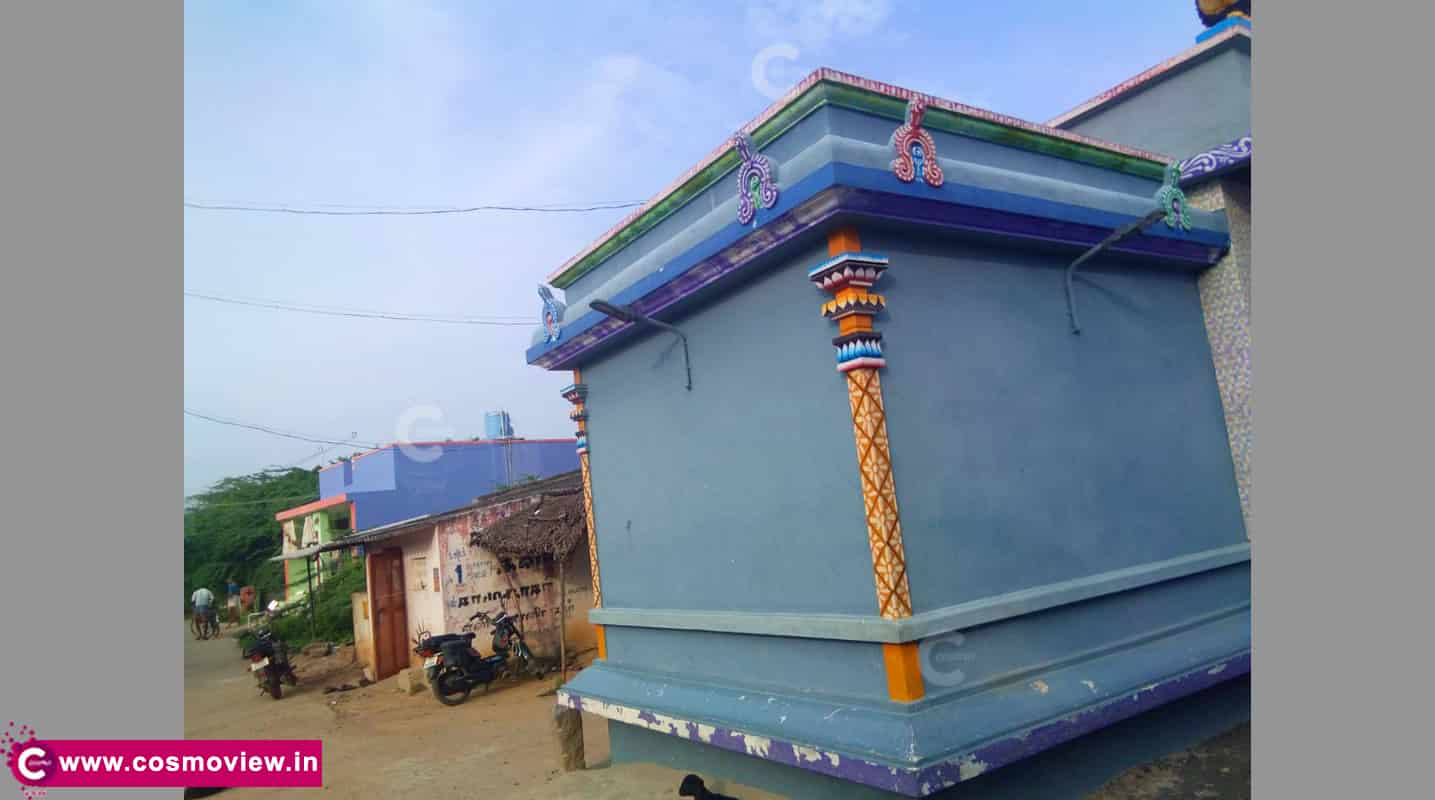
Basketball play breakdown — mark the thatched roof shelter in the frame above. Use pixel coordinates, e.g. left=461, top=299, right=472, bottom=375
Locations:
left=468, top=475, right=586, bottom=560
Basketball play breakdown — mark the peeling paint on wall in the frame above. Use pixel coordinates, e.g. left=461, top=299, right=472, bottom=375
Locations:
left=429, top=500, right=597, bottom=659
left=740, top=734, right=772, bottom=759
left=957, top=755, right=989, bottom=780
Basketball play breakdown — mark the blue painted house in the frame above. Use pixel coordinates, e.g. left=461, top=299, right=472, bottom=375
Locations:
left=523, top=11, right=1251, bottom=798
left=274, top=433, right=578, bottom=602
left=315, top=436, right=580, bottom=533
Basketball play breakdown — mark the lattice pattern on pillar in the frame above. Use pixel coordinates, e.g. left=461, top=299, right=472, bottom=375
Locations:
left=562, top=376, right=603, bottom=607
left=846, top=368, right=913, bottom=618
left=810, top=242, right=914, bottom=620
left=579, top=451, right=603, bottom=607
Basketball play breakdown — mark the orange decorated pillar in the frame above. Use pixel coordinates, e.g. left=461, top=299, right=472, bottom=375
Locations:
left=562, top=372, right=606, bottom=660
left=810, top=225, right=923, bottom=702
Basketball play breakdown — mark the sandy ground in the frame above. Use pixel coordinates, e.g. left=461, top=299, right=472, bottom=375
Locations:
left=1085, top=723, right=1250, bottom=800
left=183, top=622, right=611, bottom=799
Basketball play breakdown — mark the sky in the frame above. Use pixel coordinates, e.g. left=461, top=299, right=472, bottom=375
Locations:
left=183, top=0, right=1205, bottom=496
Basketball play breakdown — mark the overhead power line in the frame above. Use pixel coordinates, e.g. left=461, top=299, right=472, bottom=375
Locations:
left=185, top=493, right=320, bottom=508
left=184, top=409, right=383, bottom=449
left=183, top=199, right=644, bottom=216
left=271, top=442, right=349, bottom=470
left=184, top=292, right=536, bottom=326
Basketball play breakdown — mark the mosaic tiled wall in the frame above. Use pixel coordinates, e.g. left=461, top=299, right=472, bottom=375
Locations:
left=1188, top=177, right=1252, bottom=536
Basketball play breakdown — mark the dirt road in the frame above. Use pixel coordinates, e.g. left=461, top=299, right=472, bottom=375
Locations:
left=185, top=623, right=1247, bottom=799
left=183, top=623, right=610, bottom=799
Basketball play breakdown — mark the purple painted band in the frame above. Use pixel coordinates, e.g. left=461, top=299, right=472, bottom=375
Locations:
left=559, top=651, right=1249, bottom=797
left=1179, top=135, right=1251, bottom=185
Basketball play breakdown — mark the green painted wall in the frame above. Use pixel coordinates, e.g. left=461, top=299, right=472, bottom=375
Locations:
left=284, top=509, right=346, bottom=601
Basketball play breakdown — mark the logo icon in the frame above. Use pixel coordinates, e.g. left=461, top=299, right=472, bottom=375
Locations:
left=918, top=631, right=977, bottom=688
left=395, top=404, right=453, bottom=464
left=4, top=723, right=50, bottom=799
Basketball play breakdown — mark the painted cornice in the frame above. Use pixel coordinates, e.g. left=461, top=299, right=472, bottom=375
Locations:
left=1046, top=26, right=1252, bottom=130
left=526, top=162, right=1229, bottom=371
left=546, top=68, right=1172, bottom=290
left=1179, top=135, right=1252, bottom=186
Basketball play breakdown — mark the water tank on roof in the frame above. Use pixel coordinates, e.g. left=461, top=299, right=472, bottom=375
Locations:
left=484, top=410, right=514, bottom=440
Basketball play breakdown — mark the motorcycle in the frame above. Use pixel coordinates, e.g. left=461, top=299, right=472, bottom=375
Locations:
left=243, top=627, right=298, bottom=700
left=414, top=601, right=548, bottom=706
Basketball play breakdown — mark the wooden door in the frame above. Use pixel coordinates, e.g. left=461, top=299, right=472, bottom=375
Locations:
left=370, top=549, right=408, bottom=680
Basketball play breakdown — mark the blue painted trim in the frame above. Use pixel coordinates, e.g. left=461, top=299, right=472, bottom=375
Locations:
left=1196, top=16, right=1251, bottom=44
left=559, top=649, right=1251, bottom=797
left=590, top=543, right=1250, bottom=642
left=526, top=162, right=1229, bottom=366
left=527, top=163, right=843, bottom=365
left=925, top=651, right=1251, bottom=794
left=830, top=163, right=1224, bottom=247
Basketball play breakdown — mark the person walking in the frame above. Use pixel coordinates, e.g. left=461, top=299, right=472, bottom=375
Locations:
left=191, top=586, right=216, bottom=639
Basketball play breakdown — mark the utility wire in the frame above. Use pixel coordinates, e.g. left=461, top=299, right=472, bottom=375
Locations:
left=184, top=291, right=536, bottom=326
left=270, top=442, right=349, bottom=470
left=190, top=198, right=643, bottom=211
left=191, top=292, right=530, bottom=320
left=185, top=493, right=321, bottom=508
left=183, top=200, right=644, bottom=216
left=184, top=409, right=383, bottom=449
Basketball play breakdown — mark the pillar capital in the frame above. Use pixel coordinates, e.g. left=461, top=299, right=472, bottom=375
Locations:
left=810, top=246, right=892, bottom=372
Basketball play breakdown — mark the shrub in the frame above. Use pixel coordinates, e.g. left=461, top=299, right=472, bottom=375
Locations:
left=236, top=556, right=366, bottom=651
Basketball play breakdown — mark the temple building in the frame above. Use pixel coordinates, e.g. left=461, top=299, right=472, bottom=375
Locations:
left=526, top=6, right=1251, bottom=797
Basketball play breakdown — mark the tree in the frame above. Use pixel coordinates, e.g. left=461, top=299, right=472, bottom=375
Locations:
left=182, top=468, right=319, bottom=606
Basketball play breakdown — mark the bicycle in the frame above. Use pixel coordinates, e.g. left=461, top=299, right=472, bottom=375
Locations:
left=191, top=607, right=219, bottom=640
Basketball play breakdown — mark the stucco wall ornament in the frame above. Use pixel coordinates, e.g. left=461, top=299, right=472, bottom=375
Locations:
left=733, top=131, right=779, bottom=226
left=538, top=285, right=566, bottom=344
left=1154, top=162, right=1193, bottom=231
left=890, top=96, right=944, bottom=188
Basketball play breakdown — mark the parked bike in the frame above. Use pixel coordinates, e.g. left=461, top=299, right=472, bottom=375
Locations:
left=414, top=602, right=547, bottom=706
left=243, top=627, right=298, bottom=700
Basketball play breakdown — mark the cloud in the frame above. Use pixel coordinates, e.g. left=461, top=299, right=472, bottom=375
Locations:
left=746, top=0, right=892, bottom=49
left=744, top=0, right=892, bottom=98
left=473, top=54, right=695, bottom=201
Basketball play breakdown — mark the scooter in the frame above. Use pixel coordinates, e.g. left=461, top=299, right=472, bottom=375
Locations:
left=414, top=602, right=547, bottom=706
left=243, top=627, right=298, bottom=700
